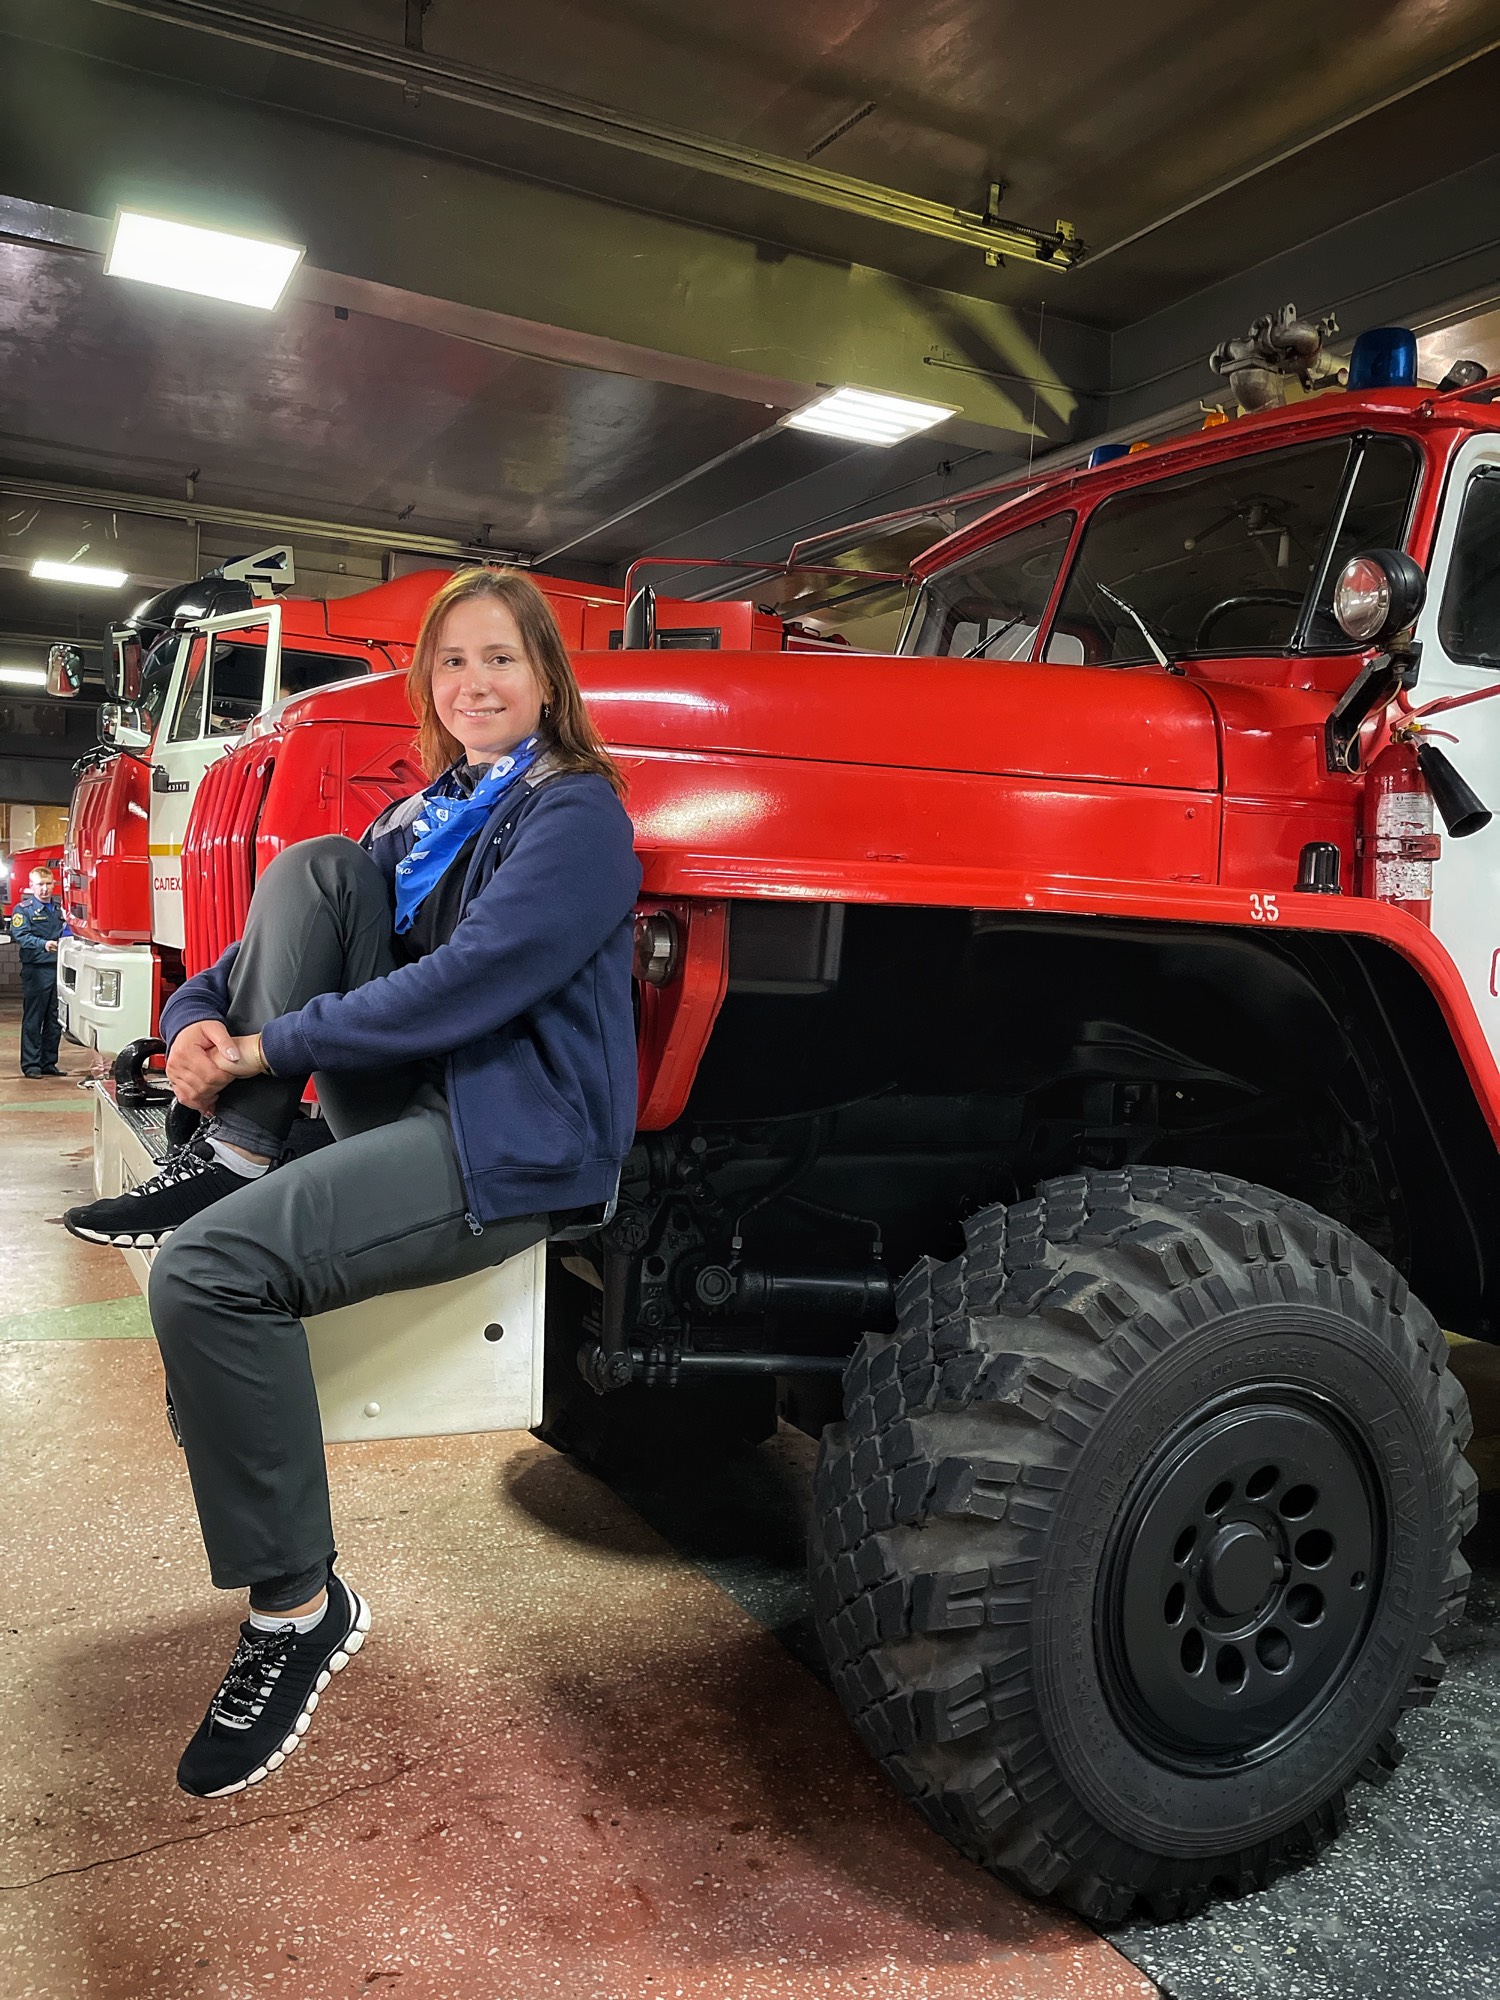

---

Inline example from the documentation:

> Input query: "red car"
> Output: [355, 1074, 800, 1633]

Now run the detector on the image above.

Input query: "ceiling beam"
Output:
[0, 453, 512, 563]
[85, 0, 1083, 271]
[0, 30, 1107, 450]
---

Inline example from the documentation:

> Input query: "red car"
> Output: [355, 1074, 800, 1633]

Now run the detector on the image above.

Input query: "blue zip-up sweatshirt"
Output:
[161, 766, 642, 1223]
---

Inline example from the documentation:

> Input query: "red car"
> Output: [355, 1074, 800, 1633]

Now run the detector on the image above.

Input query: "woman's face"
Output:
[430, 596, 547, 766]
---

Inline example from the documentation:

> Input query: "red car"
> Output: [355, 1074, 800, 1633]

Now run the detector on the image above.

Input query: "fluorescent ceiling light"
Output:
[0, 666, 48, 687]
[784, 385, 958, 446]
[31, 559, 128, 589]
[106, 210, 304, 310]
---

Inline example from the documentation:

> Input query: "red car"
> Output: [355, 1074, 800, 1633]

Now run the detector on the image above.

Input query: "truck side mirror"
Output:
[104, 626, 144, 703]
[1332, 549, 1426, 645]
[101, 701, 150, 751]
[47, 644, 84, 698]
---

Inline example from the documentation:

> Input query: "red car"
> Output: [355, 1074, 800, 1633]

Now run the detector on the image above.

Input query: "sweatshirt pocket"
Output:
[516, 1036, 587, 1167]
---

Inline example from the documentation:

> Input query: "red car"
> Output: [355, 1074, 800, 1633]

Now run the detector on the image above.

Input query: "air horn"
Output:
[1415, 741, 1493, 839]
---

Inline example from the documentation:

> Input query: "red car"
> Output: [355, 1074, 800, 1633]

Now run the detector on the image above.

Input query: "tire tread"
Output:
[810, 1165, 1473, 1920]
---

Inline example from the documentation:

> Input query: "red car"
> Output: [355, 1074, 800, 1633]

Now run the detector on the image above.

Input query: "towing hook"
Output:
[113, 1036, 168, 1105]
[577, 1340, 634, 1396]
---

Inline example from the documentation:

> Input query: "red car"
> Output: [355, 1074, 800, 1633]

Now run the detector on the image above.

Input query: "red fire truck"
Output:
[2, 843, 65, 918]
[90, 328, 1500, 1921]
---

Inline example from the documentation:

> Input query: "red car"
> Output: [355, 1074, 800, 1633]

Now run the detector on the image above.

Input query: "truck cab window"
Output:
[1052, 436, 1414, 663]
[138, 634, 179, 733]
[166, 636, 211, 742]
[1438, 469, 1500, 667]
[903, 513, 1074, 659]
[277, 650, 371, 698]
[204, 642, 268, 734]
[165, 640, 372, 743]
[166, 636, 266, 743]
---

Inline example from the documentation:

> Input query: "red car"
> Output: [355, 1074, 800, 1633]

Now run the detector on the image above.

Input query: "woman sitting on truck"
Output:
[63, 569, 640, 1800]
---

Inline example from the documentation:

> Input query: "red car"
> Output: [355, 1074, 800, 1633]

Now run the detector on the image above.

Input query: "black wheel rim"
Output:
[1096, 1386, 1386, 1771]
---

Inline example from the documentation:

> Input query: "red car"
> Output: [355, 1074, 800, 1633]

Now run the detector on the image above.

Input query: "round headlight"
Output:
[1333, 555, 1392, 643]
[1331, 547, 1426, 646]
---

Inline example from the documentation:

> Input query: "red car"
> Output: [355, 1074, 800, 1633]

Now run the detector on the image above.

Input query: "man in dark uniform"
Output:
[12, 867, 67, 1078]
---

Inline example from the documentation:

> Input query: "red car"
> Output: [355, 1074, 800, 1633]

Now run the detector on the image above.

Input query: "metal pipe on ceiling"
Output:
[535, 421, 792, 566]
[0, 474, 520, 566]
[86, 0, 1082, 268]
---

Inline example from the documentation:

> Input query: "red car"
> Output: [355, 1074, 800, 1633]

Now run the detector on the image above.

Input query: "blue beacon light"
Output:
[1088, 443, 1130, 467]
[1347, 327, 1419, 391]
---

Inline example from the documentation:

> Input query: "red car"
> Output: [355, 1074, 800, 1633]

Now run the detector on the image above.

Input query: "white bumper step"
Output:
[91, 1086, 545, 1442]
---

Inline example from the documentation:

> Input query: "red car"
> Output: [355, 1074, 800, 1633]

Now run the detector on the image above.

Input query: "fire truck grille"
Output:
[183, 751, 276, 975]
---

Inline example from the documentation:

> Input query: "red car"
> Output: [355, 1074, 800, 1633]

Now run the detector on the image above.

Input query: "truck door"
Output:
[149, 605, 282, 950]
[1413, 436, 1500, 1064]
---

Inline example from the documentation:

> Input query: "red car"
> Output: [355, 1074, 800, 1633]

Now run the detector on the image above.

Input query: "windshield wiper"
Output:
[960, 615, 1027, 660]
[1095, 581, 1175, 672]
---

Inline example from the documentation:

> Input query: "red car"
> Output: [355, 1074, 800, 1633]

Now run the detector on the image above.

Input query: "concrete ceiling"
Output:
[2, 0, 1500, 679]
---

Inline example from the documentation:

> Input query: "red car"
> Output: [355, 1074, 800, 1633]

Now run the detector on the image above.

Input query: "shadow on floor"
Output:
[507, 1426, 826, 1677]
[540, 1423, 1500, 2000]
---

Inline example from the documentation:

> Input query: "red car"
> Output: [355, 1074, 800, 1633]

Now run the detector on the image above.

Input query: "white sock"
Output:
[249, 1594, 328, 1635]
[207, 1136, 270, 1180]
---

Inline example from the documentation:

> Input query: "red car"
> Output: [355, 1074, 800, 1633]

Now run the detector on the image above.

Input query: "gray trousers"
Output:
[149, 837, 547, 1602]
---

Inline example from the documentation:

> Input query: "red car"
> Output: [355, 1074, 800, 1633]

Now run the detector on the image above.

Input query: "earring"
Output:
[541, 702, 551, 719]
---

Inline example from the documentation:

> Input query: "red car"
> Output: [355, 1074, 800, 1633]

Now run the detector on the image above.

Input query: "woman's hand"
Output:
[166, 1021, 268, 1113]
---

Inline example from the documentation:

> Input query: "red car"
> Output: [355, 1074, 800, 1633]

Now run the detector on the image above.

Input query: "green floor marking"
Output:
[0, 1294, 152, 1341]
[0, 1098, 92, 1112]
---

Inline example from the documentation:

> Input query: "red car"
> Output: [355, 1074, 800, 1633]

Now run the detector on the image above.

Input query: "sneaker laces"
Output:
[209, 1628, 293, 1732]
[128, 1141, 219, 1199]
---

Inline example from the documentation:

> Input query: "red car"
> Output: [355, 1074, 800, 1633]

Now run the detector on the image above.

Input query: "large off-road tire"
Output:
[810, 1166, 1476, 1923]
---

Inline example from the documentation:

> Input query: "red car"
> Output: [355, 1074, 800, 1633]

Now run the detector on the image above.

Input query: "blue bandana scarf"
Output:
[393, 737, 540, 934]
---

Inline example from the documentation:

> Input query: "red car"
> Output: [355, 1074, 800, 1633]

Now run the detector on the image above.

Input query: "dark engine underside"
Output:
[549, 902, 1500, 1434]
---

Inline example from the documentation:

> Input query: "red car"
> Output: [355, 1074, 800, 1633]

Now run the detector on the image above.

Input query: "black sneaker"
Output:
[40, 1066, 65, 1077]
[177, 1573, 372, 1798]
[61, 1138, 250, 1247]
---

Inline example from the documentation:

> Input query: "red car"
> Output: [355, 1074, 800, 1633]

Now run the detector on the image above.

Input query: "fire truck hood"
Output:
[575, 650, 1220, 793]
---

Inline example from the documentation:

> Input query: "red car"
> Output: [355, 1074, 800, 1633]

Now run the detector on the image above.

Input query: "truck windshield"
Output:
[903, 512, 1074, 657]
[1438, 467, 1500, 667]
[1050, 433, 1417, 663]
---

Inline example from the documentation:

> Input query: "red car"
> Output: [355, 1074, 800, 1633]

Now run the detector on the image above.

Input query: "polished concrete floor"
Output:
[0, 1008, 1155, 2000]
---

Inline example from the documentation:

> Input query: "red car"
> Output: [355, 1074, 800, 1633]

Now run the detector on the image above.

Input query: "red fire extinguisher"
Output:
[1360, 737, 1440, 924]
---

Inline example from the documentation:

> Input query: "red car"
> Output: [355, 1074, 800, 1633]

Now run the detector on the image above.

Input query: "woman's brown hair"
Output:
[407, 567, 625, 795]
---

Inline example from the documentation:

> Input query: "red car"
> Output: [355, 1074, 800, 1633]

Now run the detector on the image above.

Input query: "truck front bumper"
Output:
[57, 940, 154, 1055]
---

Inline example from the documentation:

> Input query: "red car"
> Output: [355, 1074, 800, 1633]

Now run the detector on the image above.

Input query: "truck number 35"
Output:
[1249, 893, 1280, 923]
